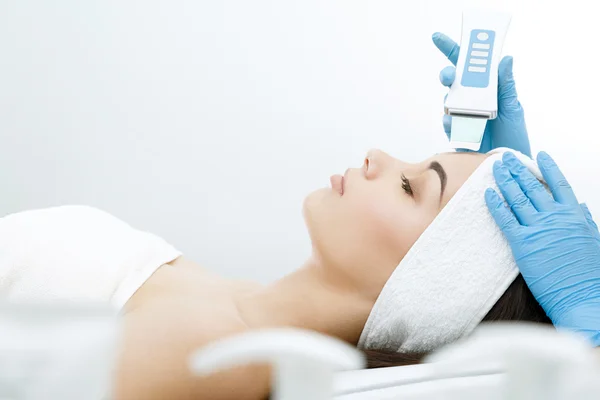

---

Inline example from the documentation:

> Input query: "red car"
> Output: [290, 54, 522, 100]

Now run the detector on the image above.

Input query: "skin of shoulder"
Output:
[115, 257, 271, 400]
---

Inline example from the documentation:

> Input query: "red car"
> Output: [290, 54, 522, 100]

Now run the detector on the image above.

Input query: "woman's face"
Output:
[303, 149, 486, 296]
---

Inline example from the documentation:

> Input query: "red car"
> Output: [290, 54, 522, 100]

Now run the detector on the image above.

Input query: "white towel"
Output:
[357, 149, 543, 353]
[0, 205, 181, 309]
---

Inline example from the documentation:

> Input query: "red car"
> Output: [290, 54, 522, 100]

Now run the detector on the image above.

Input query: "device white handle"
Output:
[189, 328, 365, 400]
[426, 323, 600, 400]
[445, 9, 512, 151]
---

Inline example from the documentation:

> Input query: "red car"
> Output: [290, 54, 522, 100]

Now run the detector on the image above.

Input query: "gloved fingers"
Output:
[443, 114, 452, 138]
[537, 152, 579, 206]
[497, 56, 519, 111]
[493, 161, 537, 225]
[581, 203, 600, 243]
[485, 188, 520, 236]
[502, 152, 554, 211]
[494, 56, 532, 158]
[432, 32, 460, 66]
[439, 66, 456, 87]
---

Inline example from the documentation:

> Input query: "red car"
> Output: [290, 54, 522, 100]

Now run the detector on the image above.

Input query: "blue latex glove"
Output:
[486, 151, 600, 346]
[432, 32, 532, 157]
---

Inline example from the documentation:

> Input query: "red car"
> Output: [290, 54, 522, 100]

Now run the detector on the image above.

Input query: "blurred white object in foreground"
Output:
[190, 323, 600, 399]
[425, 322, 600, 400]
[190, 328, 365, 400]
[336, 323, 600, 399]
[0, 302, 119, 400]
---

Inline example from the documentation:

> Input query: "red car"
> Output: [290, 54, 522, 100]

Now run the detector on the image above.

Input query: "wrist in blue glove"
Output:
[486, 151, 600, 346]
[432, 32, 532, 157]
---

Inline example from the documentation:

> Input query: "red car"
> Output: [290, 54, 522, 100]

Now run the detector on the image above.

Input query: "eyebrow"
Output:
[428, 161, 447, 199]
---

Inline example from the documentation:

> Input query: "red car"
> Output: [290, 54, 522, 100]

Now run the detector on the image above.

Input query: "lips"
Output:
[330, 174, 344, 195]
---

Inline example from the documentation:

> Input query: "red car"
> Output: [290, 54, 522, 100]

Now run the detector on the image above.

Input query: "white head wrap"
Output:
[357, 149, 542, 353]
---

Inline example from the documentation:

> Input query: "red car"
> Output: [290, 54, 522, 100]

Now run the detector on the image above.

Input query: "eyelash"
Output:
[401, 174, 413, 197]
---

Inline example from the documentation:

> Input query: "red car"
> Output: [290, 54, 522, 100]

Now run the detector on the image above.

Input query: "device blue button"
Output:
[461, 29, 495, 88]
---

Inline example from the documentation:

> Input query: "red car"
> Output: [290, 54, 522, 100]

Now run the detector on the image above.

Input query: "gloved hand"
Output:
[485, 151, 600, 346]
[432, 32, 532, 157]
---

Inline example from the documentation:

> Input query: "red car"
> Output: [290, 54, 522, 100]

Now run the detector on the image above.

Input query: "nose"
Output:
[365, 149, 384, 168]
[364, 149, 413, 179]
[364, 149, 388, 179]
[366, 149, 384, 160]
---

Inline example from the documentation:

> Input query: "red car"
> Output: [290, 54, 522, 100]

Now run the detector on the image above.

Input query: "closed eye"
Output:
[401, 174, 413, 197]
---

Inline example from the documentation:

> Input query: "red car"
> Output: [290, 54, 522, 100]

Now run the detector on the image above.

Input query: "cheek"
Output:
[337, 189, 426, 264]
[357, 198, 426, 256]
[303, 187, 433, 273]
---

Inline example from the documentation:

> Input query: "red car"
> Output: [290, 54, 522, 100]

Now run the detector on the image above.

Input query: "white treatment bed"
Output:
[334, 364, 504, 399]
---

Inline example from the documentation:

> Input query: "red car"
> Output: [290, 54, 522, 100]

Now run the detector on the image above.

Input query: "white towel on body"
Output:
[0, 205, 181, 309]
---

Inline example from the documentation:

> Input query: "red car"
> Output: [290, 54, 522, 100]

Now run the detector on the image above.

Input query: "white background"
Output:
[0, 0, 598, 282]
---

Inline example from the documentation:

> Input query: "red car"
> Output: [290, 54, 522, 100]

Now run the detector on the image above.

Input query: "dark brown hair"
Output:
[364, 274, 552, 368]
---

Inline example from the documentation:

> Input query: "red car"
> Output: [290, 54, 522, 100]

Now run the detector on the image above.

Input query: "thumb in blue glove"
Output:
[432, 32, 531, 157]
[485, 151, 600, 346]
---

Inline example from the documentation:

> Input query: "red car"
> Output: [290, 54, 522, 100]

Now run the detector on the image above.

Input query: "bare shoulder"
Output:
[116, 293, 270, 400]
[124, 256, 263, 312]
[116, 257, 269, 400]
[163, 257, 264, 292]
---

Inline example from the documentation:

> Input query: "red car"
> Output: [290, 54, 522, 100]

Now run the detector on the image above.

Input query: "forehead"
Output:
[421, 152, 487, 207]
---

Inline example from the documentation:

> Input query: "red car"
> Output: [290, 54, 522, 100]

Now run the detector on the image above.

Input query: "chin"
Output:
[303, 187, 333, 210]
[302, 188, 333, 230]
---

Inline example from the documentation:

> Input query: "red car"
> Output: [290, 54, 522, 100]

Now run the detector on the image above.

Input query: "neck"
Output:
[238, 257, 375, 345]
